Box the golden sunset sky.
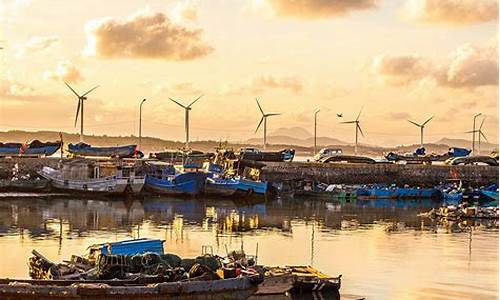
[1,0,498,146]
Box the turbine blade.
[81,85,99,97]
[188,94,203,108]
[357,124,365,137]
[64,82,80,98]
[340,121,356,124]
[407,120,421,127]
[356,106,363,121]
[480,131,488,142]
[255,98,264,115]
[255,117,264,133]
[74,100,81,127]
[464,130,477,133]
[479,117,486,130]
[266,113,280,117]
[422,116,434,126]
[169,98,187,109]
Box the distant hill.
[246,135,349,147]
[269,127,312,140]
[434,138,497,151]
[0,130,497,157]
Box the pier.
[0,157,498,188]
[262,162,498,186]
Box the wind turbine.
[255,98,280,150]
[341,107,364,155]
[466,117,488,154]
[64,82,99,143]
[169,95,203,149]
[407,116,433,148]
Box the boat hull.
[356,187,442,200]
[0,141,61,157]
[68,143,137,158]
[145,172,207,195]
[0,276,259,300]
[240,149,295,162]
[39,167,145,194]
[205,178,268,196]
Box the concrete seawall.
[262,162,499,186]
[0,158,498,187]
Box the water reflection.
[0,196,497,299]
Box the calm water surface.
[0,195,497,299]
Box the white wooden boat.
[39,159,144,194]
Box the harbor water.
[0,195,497,299]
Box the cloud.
[153,81,203,96]
[250,75,303,93]
[438,42,499,88]
[13,36,59,58]
[84,10,213,60]
[0,79,61,105]
[403,0,498,25]
[370,39,498,89]
[25,36,59,52]
[370,55,432,85]
[262,0,377,19]
[171,0,199,22]
[43,61,84,83]
[220,74,303,95]
[387,112,412,120]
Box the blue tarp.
[100,238,164,255]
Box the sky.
[0,0,498,146]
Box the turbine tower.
[255,98,280,150]
[64,82,99,143]
[169,95,203,149]
[341,107,364,155]
[466,117,488,154]
[407,116,433,148]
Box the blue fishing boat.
[442,191,463,205]
[145,164,207,196]
[0,140,61,157]
[206,177,268,196]
[204,162,268,196]
[356,186,442,200]
[479,185,499,206]
[68,143,138,158]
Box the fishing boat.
[204,162,268,196]
[313,148,343,162]
[144,163,207,196]
[150,150,215,162]
[68,142,138,158]
[237,147,295,162]
[318,155,375,164]
[1,237,342,299]
[445,155,499,166]
[206,176,268,196]
[0,140,61,157]
[293,180,357,203]
[386,147,472,164]
[38,159,145,194]
[356,185,442,200]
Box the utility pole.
[139,98,146,152]
[314,109,320,154]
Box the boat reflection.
[0,197,496,241]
